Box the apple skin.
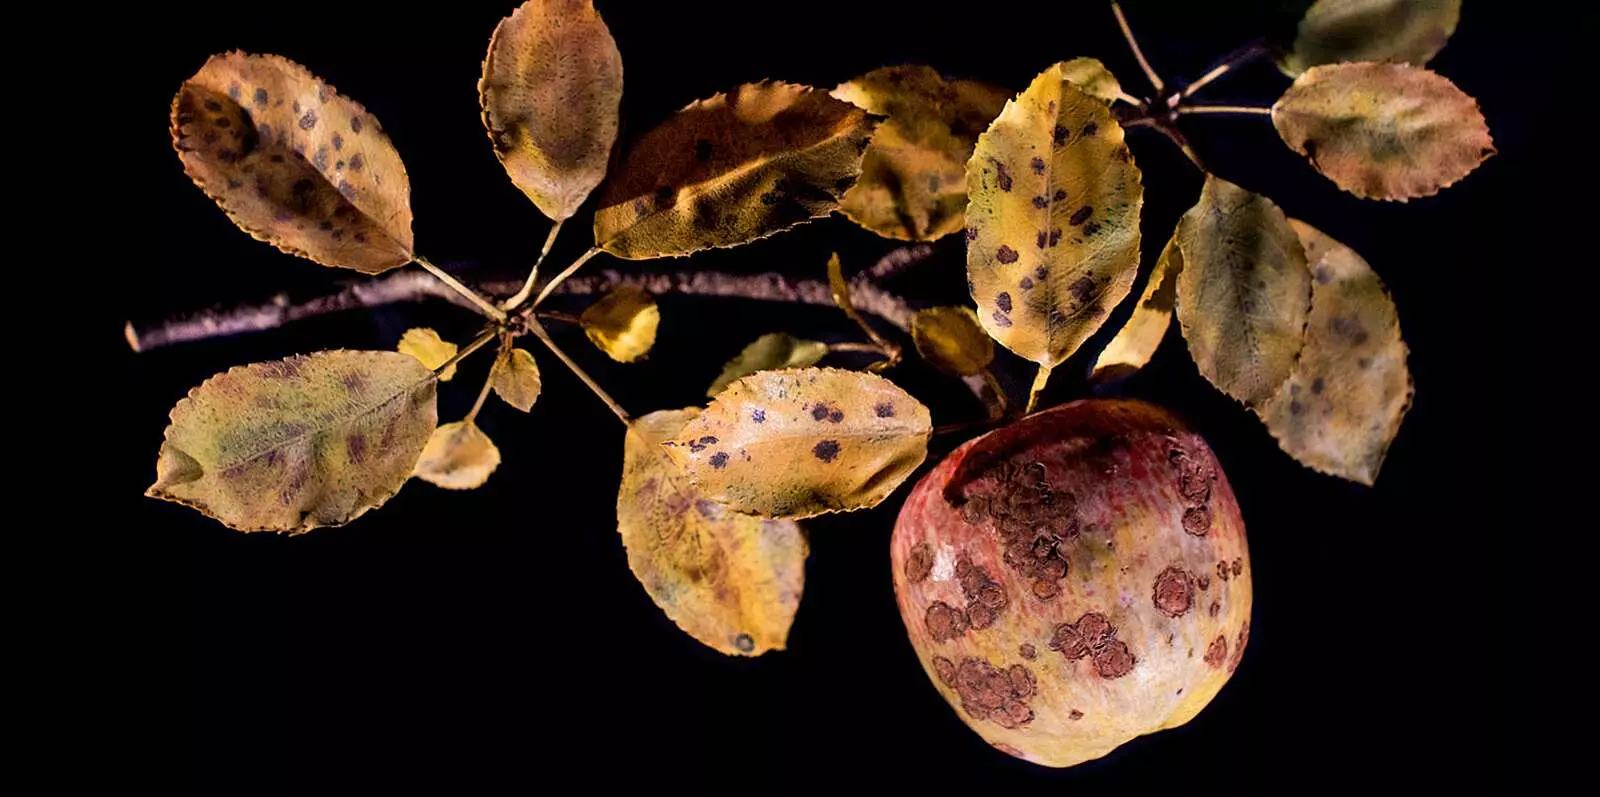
[891,399,1251,767]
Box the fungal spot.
[1030,157,1046,174]
[1183,505,1212,536]
[1358,357,1373,370]
[349,153,365,172]
[996,292,1012,313]
[1020,276,1035,290]
[811,404,829,421]
[1153,566,1195,617]
[966,227,978,241]
[1048,228,1062,247]
[926,601,970,642]
[1053,188,1067,202]
[995,245,1019,264]
[906,543,934,583]
[812,440,841,463]
[933,656,957,686]
[1216,561,1231,582]
[993,161,1013,191]
[1032,195,1049,209]
[953,657,1035,728]
[751,409,766,423]
[313,147,329,170]
[874,402,895,418]
[1197,574,1210,591]
[1053,125,1069,145]
[203,99,222,112]
[1048,612,1135,678]
[955,556,1009,630]
[350,116,364,133]
[1018,643,1036,660]
[1068,275,1097,307]
[338,180,357,200]
[695,139,713,161]
[1069,206,1094,226]
[1083,221,1101,236]
[346,434,367,464]
[1204,635,1228,668]
[1082,121,1098,137]
[298,110,318,130]
[992,311,1012,328]
[1034,266,1048,281]
[1311,377,1325,394]
[1290,400,1304,415]
[1232,558,1243,577]
[709,452,729,470]
[1036,231,1048,249]
[735,633,755,653]
[1315,265,1331,284]
[1230,622,1249,671]
[1069,709,1084,720]
[1209,600,1221,618]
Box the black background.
[103,0,1528,791]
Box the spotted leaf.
[1092,228,1182,381]
[1282,0,1461,75]
[580,285,659,362]
[397,327,458,381]
[911,307,995,377]
[707,333,829,397]
[414,421,501,490]
[490,346,543,412]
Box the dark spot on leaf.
[966,227,978,241]
[226,178,242,189]
[351,116,364,133]
[829,409,844,423]
[995,245,1019,264]
[996,292,1012,313]
[1030,157,1046,175]
[253,88,268,107]
[1053,125,1069,145]
[1082,121,1098,137]
[992,311,1012,328]
[227,83,241,101]
[1032,195,1049,209]
[318,220,333,231]
[1053,189,1067,202]
[734,633,755,653]
[993,160,1013,191]
[1069,709,1084,720]
[1315,265,1331,284]
[1311,377,1325,394]
[1358,357,1372,370]
[1048,228,1062,247]
[313,147,329,170]
[1290,400,1304,415]
[811,404,829,421]
[1034,266,1048,280]
[332,133,344,151]
[204,99,222,112]
[752,408,766,423]
[338,180,357,200]
[349,153,365,172]
[1070,206,1094,226]
[812,440,841,463]
[709,452,729,469]
[875,402,895,418]
[299,110,318,130]
[270,153,285,163]
[1069,275,1096,305]
[347,434,368,464]
[1036,231,1048,249]
[1083,221,1101,236]
[1020,277,1034,290]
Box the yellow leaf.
[480,0,623,221]
[965,63,1144,368]
[1057,57,1126,104]
[831,66,1008,241]
[147,351,438,533]
[490,347,542,412]
[580,285,659,362]
[1257,221,1413,485]
[1175,176,1312,407]
[666,368,932,519]
[414,421,501,490]
[592,81,879,258]
[619,409,808,656]
[707,333,829,397]
[397,327,458,381]
[171,52,413,273]
[911,307,994,376]
[1092,229,1182,381]
[1272,62,1494,201]
[1282,0,1461,75]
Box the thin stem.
[828,256,902,365]
[1111,1,1164,93]
[532,247,602,309]
[499,221,564,311]
[525,316,629,425]
[1026,363,1052,414]
[535,310,583,326]
[1180,40,1267,99]
[464,352,500,423]
[413,256,507,322]
[828,342,883,354]
[434,328,498,377]
[1178,104,1273,116]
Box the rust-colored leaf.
[1092,229,1182,381]
[397,327,458,381]
[490,346,542,412]
[171,52,413,273]
[1283,0,1461,75]
[911,307,995,377]
[580,285,659,362]
[414,421,501,490]
[707,333,829,397]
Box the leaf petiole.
[525,316,630,425]
[1111,1,1164,93]
[413,256,508,322]
[1177,105,1273,116]
[532,247,603,309]
[499,220,565,311]
[434,328,498,378]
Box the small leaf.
[1272,62,1494,201]
[397,328,458,381]
[490,347,542,412]
[1257,221,1413,485]
[1092,229,1182,381]
[707,334,829,397]
[414,421,501,490]
[966,62,1144,368]
[911,307,994,377]
[147,351,437,532]
[1175,176,1312,407]
[1057,57,1125,104]
[480,0,623,221]
[831,66,1008,241]
[580,285,659,362]
[666,368,931,519]
[592,81,879,258]
[619,409,808,656]
[1282,0,1461,75]
[171,52,413,273]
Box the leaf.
[665,368,932,519]
[831,66,1008,241]
[147,351,438,532]
[965,63,1145,368]
[1257,221,1413,485]
[619,409,808,656]
[592,81,879,258]
[1057,57,1126,104]
[1092,229,1182,381]
[397,328,458,381]
[1271,62,1494,201]
[414,421,501,490]
[1175,176,1312,407]
[580,285,659,362]
[171,52,414,273]
[911,307,994,377]
[479,0,623,221]
[490,347,543,412]
[1282,0,1461,75]
[707,333,829,397]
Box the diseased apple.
[891,399,1251,767]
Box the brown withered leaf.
[706,334,829,397]
[397,327,458,381]
[1282,0,1461,75]
[171,52,413,273]
[490,347,542,412]
[480,0,623,221]
[1175,177,1312,407]
[592,81,879,258]
[580,285,659,362]
[619,409,808,656]
[148,351,437,532]
[911,307,994,377]
[966,62,1144,369]
[1257,221,1412,485]
[665,368,931,519]
[1092,229,1182,381]
[1058,57,1127,104]
[414,421,501,490]
[831,66,1008,241]
[1272,62,1494,201]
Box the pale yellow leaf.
[580,285,659,362]
[707,334,829,397]
[1282,0,1461,75]
[1092,229,1182,381]
[912,307,995,377]
[490,347,543,412]
[1058,57,1126,104]
[414,421,501,490]
[397,327,458,381]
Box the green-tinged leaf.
[414,420,501,489]
[1092,229,1181,381]
[1283,0,1461,75]
[1272,62,1494,201]
[619,409,808,656]
[580,285,659,362]
[397,327,458,381]
[592,81,878,258]
[912,307,994,376]
[171,52,413,273]
[147,351,437,532]
[666,368,931,519]
[490,347,542,411]
[707,333,829,397]
[1058,57,1126,104]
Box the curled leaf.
[580,285,659,362]
[1057,57,1126,104]
[397,327,458,381]
[1092,229,1182,381]
[414,421,501,490]
[1272,62,1494,201]
[1257,221,1412,485]
[490,347,542,412]
[171,52,413,273]
[1175,176,1312,407]
[707,333,829,397]
[666,368,932,519]
[619,409,808,656]
[966,63,1144,368]
[147,351,437,532]
[593,81,878,258]
[480,0,623,221]
[831,65,1008,241]
[1282,0,1461,75]
[911,307,994,377]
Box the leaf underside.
[1282,0,1461,75]
[1093,229,1182,381]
